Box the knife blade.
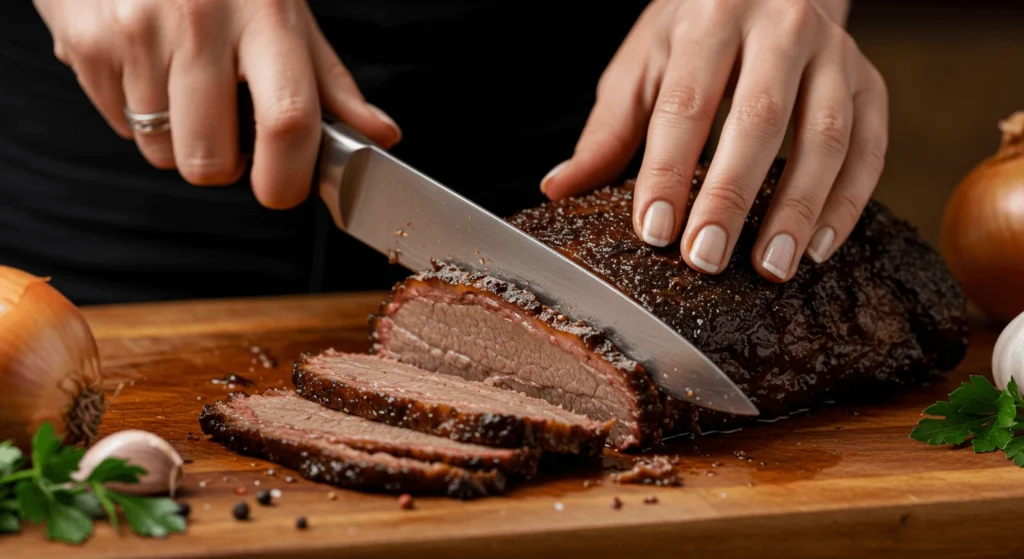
[316,116,759,416]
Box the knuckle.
[52,41,71,65]
[654,84,712,126]
[701,176,753,217]
[804,109,850,158]
[860,137,888,176]
[263,96,319,139]
[178,154,237,185]
[644,159,692,187]
[174,0,219,47]
[834,191,866,226]
[112,1,154,46]
[775,0,820,37]
[257,0,298,19]
[778,193,820,227]
[65,27,105,64]
[729,94,787,140]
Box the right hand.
[32,0,402,209]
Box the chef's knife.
[316,115,759,417]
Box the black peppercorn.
[256,489,272,506]
[232,501,250,520]
[176,501,191,518]
[295,516,308,530]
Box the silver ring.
[124,107,170,134]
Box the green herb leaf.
[921,400,963,417]
[1005,437,1024,466]
[14,481,47,524]
[108,493,186,538]
[42,445,85,484]
[90,483,119,531]
[86,458,146,485]
[30,422,61,474]
[910,414,989,446]
[45,501,93,544]
[0,441,23,478]
[72,491,106,520]
[950,375,1001,414]
[970,418,1013,453]
[997,392,1017,428]
[1008,378,1024,409]
[0,511,19,533]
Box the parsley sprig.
[910,375,1024,465]
[0,422,186,544]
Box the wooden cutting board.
[3,292,1022,559]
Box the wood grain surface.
[3,292,1021,559]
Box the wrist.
[809,0,850,25]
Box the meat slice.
[292,351,613,456]
[199,390,509,499]
[199,389,540,477]
[373,159,969,446]
[370,265,663,451]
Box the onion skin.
[0,266,105,452]
[940,112,1024,324]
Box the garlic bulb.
[993,309,1024,396]
[0,265,105,452]
[73,430,184,497]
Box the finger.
[681,34,813,275]
[540,2,666,200]
[168,32,241,184]
[237,18,321,210]
[537,47,650,201]
[807,65,888,263]
[121,11,174,168]
[751,54,853,281]
[306,15,400,149]
[76,60,133,141]
[630,22,740,247]
[49,5,133,140]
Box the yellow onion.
[0,265,105,452]
[941,111,1024,323]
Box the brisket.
[372,159,969,447]
[199,390,509,499]
[292,350,613,456]
[371,265,662,451]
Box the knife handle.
[317,115,379,231]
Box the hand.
[540,0,888,282]
[32,0,402,209]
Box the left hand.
[540,0,888,282]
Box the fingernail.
[762,233,796,280]
[368,104,401,139]
[540,160,568,194]
[806,226,835,264]
[689,225,727,273]
[641,201,675,247]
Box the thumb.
[307,22,402,149]
[540,62,652,200]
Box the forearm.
[811,0,850,25]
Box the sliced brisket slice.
[369,265,663,451]
[198,390,509,499]
[199,389,539,477]
[292,351,613,456]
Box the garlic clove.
[73,429,184,497]
[994,310,1024,397]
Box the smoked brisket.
[292,350,613,456]
[372,159,969,447]
[198,390,510,498]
